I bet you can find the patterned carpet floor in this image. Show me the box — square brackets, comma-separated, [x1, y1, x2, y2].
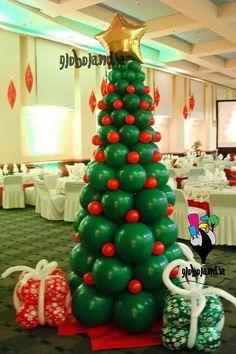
[0, 207, 235, 354]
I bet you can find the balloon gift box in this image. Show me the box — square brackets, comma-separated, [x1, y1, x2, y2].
[1, 259, 71, 329]
[162, 258, 236, 353]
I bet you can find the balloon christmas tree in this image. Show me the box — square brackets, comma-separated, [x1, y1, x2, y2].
[69, 12, 185, 334]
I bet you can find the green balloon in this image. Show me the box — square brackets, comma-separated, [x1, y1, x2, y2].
[208, 215, 220, 228]
[145, 162, 169, 187]
[97, 125, 117, 146]
[79, 184, 101, 209]
[159, 184, 176, 205]
[108, 69, 122, 82]
[128, 61, 142, 72]
[72, 284, 113, 326]
[134, 71, 146, 82]
[134, 109, 152, 129]
[69, 243, 96, 277]
[79, 215, 117, 253]
[199, 294, 224, 326]
[152, 287, 167, 315]
[149, 141, 159, 152]
[114, 79, 129, 96]
[140, 94, 153, 109]
[164, 243, 185, 262]
[112, 60, 129, 72]
[111, 109, 129, 128]
[104, 143, 129, 168]
[88, 162, 116, 192]
[162, 325, 188, 350]
[132, 80, 145, 95]
[119, 125, 140, 146]
[104, 92, 121, 111]
[114, 291, 156, 333]
[130, 143, 153, 165]
[92, 256, 132, 295]
[117, 164, 146, 192]
[149, 217, 178, 247]
[195, 326, 221, 353]
[97, 110, 110, 126]
[68, 272, 83, 296]
[134, 188, 167, 223]
[122, 69, 136, 82]
[134, 255, 169, 290]
[123, 94, 140, 112]
[73, 208, 89, 232]
[101, 189, 133, 222]
[86, 160, 96, 173]
[115, 222, 154, 263]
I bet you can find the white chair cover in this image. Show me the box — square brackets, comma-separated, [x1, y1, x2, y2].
[65, 164, 73, 176]
[43, 174, 58, 190]
[171, 189, 206, 240]
[72, 163, 86, 179]
[209, 193, 236, 245]
[24, 186, 36, 206]
[2, 176, 25, 209]
[36, 180, 65, 220]
[64, 181, 84, 222]
[167, 176, 177, 189]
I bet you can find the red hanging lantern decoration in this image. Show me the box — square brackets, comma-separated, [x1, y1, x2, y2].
[100, 77, 107, 96]
[154, 87, 160, 107]
[89, 89, 97, 113]
[189, 94, 195, 111]
[7, 80, 16, 109]
[25, 63, 33, 93]
[183, 104, 188, 119]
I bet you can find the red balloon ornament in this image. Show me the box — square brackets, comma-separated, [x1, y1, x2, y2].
[150, 104, 155, 111]
[144, 177, 157, 189]
[125, 114, 135, 125]
[154, 131, 161, 142]
[102, 115, 112, 125]
[102, 243, 116, 257]
[83, 272, 94, 285]
[107, 178, 120, 190]
[74, 233, 81, 243]
[183, 104, 188, 119]
[107, 131, 120, 144]
[87, 201, 103, 215]
[165, 203, 174, 216]
[98, 100, 107, 110]
[83, 174, 88, 183]
[152, 241, 165, 255]
[139, 100, 149, 110]
[128, 279, 142, 294]
[189, 94, 195, 111]
[144, 86, 150, 94]
[125, 209, 140, 223]
[7, 80, 16, 109]
[152, 151, 162, 162]
[107, 83, 115, 93]
[101, 77, 107, 96]
[94, 150, 105, 163]
[139, 131, 152, 143]
[170, 267, 179, 278]
[92, 134, 102, 146]
[127, 151, 140, 164]
[25, 63, 33, 93]
[149, 117, 155, 126]
[126, 85, 135, 94]
[89, 89, 97, 113]
[154, 88, 160, 107]
[113, 99, 123, 109]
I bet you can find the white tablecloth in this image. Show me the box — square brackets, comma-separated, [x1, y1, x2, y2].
[183, 181, 236, 203]
[0, 172, 42, 186]
[56, 177, 84, 195]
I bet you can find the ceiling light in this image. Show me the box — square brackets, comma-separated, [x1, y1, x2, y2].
[136, 1, 144, 6]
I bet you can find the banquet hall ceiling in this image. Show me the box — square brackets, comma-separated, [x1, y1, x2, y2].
[2, 0, 236, 89]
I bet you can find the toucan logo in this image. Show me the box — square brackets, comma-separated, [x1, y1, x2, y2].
[188, 213, 220, 265]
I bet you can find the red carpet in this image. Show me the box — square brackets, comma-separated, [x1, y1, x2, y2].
[58, 315, 162, 351]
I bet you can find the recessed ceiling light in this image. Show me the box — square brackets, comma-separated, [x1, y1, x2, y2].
[136, 1, 144, 5]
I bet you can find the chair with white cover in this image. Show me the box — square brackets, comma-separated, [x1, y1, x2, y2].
[2, 176, 25, 209]
[25, 174, 44, 208]
[36, 180, 65, 220]
[209, 193, 236, 245]
[171, 189, 206, 240]
[64, 181, 84, 222]
[72, 163, 86, 179]
[65, 164, 73, 177]
[167, 169, 177, 189]
[43, 174, 58, 191]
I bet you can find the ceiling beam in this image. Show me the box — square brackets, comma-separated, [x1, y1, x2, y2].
[218, 3, 236, 23]
[191, 39, 236, 57]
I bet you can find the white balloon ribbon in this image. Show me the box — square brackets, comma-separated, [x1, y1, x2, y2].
[1, 259, 59, 325]
[162, 258, 236, 349]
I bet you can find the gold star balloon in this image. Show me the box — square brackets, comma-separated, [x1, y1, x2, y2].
[95, 12, 147, 63]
